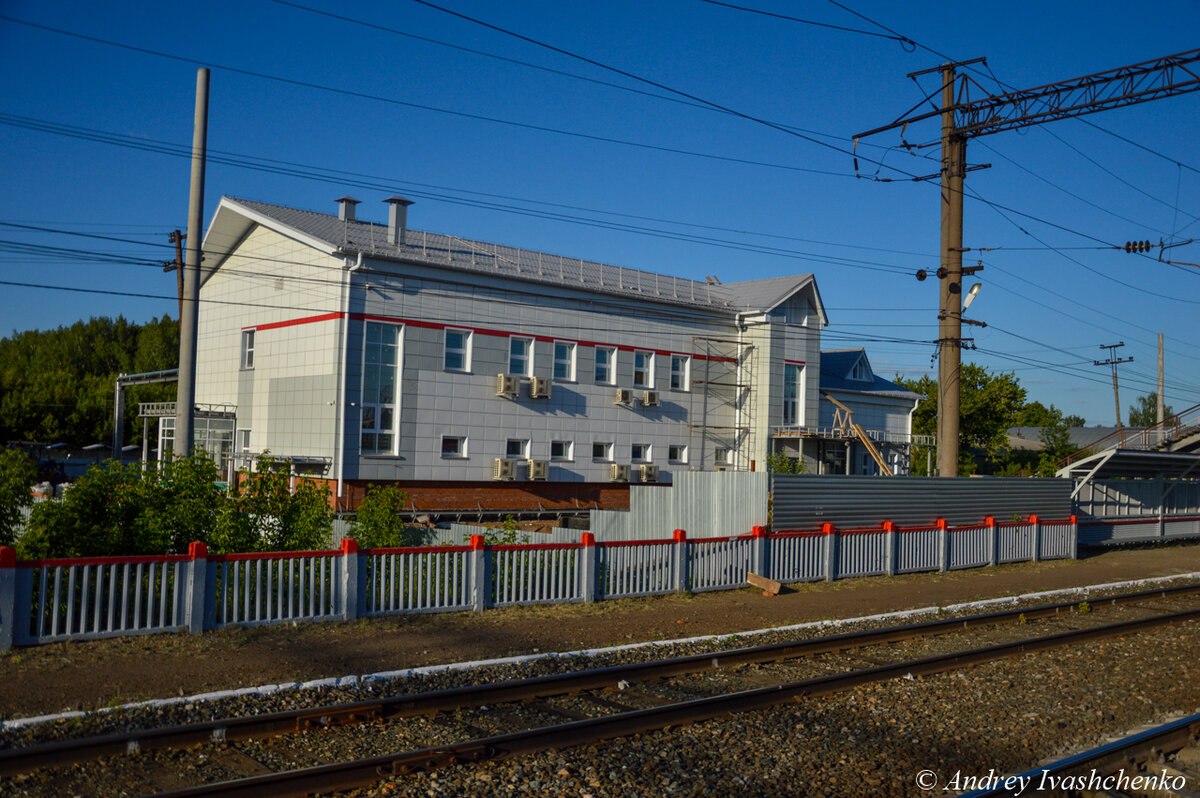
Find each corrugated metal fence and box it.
[0,516,1076,651]
[590,471,768,541]
[772,474,1072,529]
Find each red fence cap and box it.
[340,537,358,555]
[580,532,596,547]
[0,547,14,568]
[673,529,687,542]
[469,534,485,551]
[188,541,208,559]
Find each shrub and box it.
[350,484,427,549]
[0,448,35,547]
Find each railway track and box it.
[5,582,1200,796]
[963,711,1200,797]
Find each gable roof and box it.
[202,196,821,316]
[820,348,919,400]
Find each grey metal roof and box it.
[819,348,919,400]
[224,197,814,314]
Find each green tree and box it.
[1035,412,1075,476]
[17,454,224,558]
[766,451,807,474]
[215,456,332,553]
[899,365,1026,475]
[0,448,36,547]
[0,315,178,448]
[349,484,427,549]
[1129,393,1173,427]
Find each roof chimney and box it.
[384,196,414,246]
[336,196,360,221]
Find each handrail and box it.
[1058,400,1200,469]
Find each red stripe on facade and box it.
[784,359,806,365]
[245,311,737,363]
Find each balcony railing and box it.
[770,425,934,447]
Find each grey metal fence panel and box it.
[363,549,473,616]
[598,541,675,599]
[489,546,582,608]
[211,554,342,628]
[949,526,990,570]
[837,533,887,579]
[895,528,940,574]
[997,523,1035,563]
[26,559,188,644]
[766,534,825,583]
[1074,479,1200,520]
[689,538,753,592]
[1165,518,1200,539]
[1038,520,1074,559]
[772,475,1070,530]
[589,510,630,541]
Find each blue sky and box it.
[1,0,1197,426]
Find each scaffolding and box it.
[688,336,756,471]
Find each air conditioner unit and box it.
[639,464,659,483]
[495,373,518,398]
[530,377,552,399]
[493,458,515,481]
[614,388,632,406]
[609,463,630,482]
[528,460,549,481]
[642,390,659,407]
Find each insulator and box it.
[1124,241,1133,253]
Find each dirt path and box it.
[3,543,1199,719]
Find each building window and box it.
[668,444,687,464]
[714,447,731,466]
[594,346,615,384]
[444,328,471,372]
[509,336,532,377]
[851,358,870,381]
[783,364,802,426]
[631,443,651,462]
[550,440,573,461]
[441,436,466,458]
[241,330,255,369]
[592,441,613,461]
[361,322,401,455]
[670,355,689,391]
[235,429,251,453]
[506,438,529,459]
[634,350,654,388]
[554,341,576,381]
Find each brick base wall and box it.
[307,479,635,513]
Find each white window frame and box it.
[783,364,803,427]
[361,321,402,456]
[670,355,690,391]
[714,447,731,466]
[633,350,654,388]
[631,443,651,463]
[241,329,255,370]
[851,358,871,381]
[506,438,530,459]
[594,346,615,385]
[668,444,687,464]
[550,440,573,461]
[443,328,471,372]
[592,441,613,461]
[508,336,532,377]
[553,341,576,382]
[441,435,466,458]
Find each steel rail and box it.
[3,581,1198,776]
[961,711,1200,797]
[154,606,1200,797]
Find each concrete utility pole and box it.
[1095,342,1133,427]
[174,68,209,457]
[856,48,1200,475]
[936,64,966,479]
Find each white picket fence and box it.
[0,516,1079,650]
